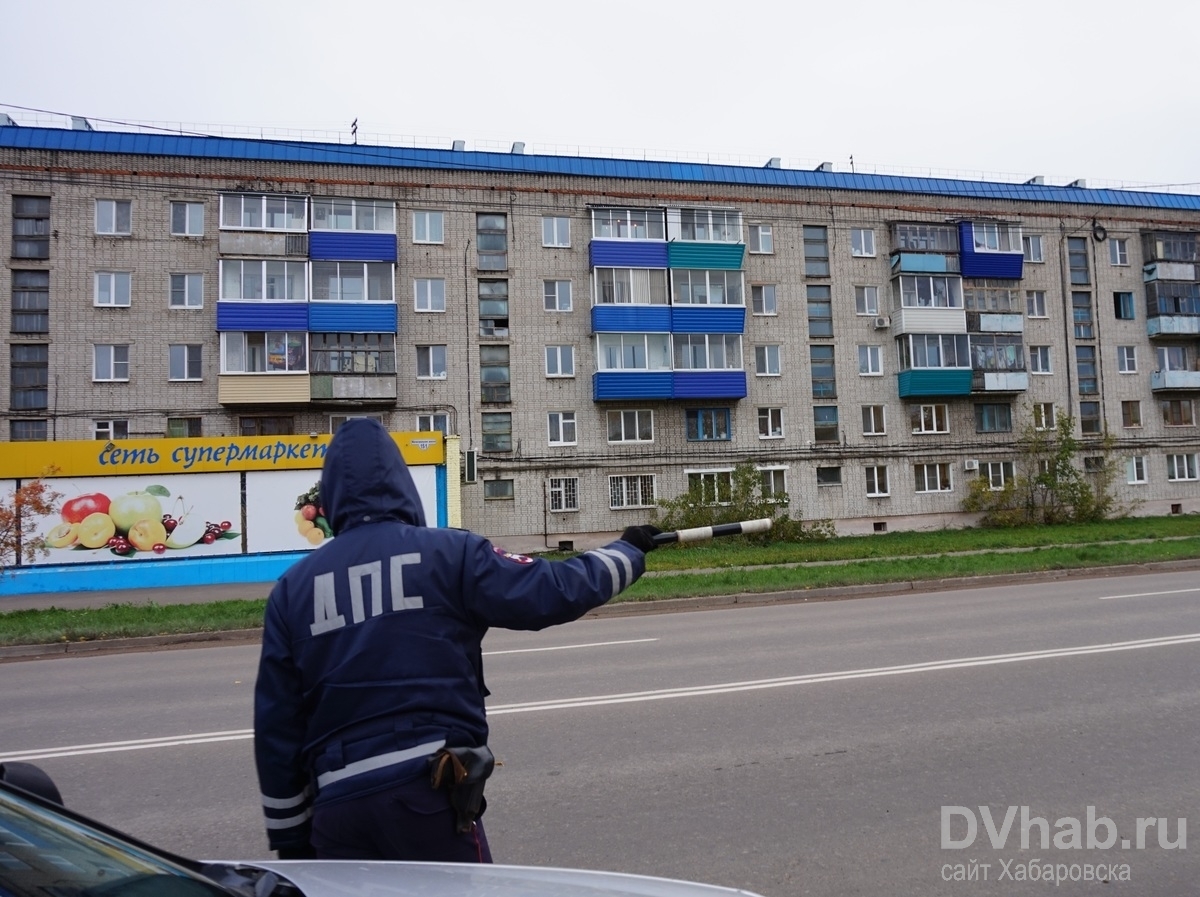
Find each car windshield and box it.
[0,787,231,897]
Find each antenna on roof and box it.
[351,118,358,145]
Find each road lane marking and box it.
[1099,587,1200,600]
[4,632,1196,762]
[484,638,658,656]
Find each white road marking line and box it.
[484,638,658,656]
[1099,588,1200,600]
[3,632,1196,762]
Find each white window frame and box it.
[759,466,787,501]
[414,278,447,312]
[607,409,654,443]
[311,198,396,233]
[858,345,883,376]
[1022,234,1044,263]
[219,194,307,232]
[1029,345,1052,374]
[1026,290,1047,318]
[1033,402,1056,431]
[417,412,450,435]
[416,345,447,379]
[170,201,204,236]
[169,273,204,309]
[1117,345,1137,373]
[311,261,394,302]
[862,405,886,436]
[1127,455,1148,485]
[911,404,949,434]
[758,407,784,439]
[1109,238,1129,266]
[673,333,743,371]
[754,344,781,376]
[413,210,445,244]
[751,284,777,316]
[972,222,1021,253]
[851,228,876,258]
[915,462,953,493]
[594,267,669,305]
[93,344,130,381]
[748,223,773,254]
[897,275,963,309]
[544,280,572,312]
[597,333,672,371]
[671,269,745,307]
[591,208,666,241]
[865,465,889,497]
[93,419,129,440]
[1167,453,1199,481]
[545,345,575,377]
[548,411,577,446]
[94,271,131,307]
[220,260,307,302]
[542,216,571,248]
[169,344,203,381]
[609,473,657,508]
[855,285,879,316]
[984,461,1015,490]
[95,199,132,235]
[220,331,308,373]
[686,468,735,505]
[548,476,579,511]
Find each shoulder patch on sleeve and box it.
[493,545,534,564]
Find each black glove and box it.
[621,525,662,553]
[276,844,317,860]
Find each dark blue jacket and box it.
[253,420,647,851]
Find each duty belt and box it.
[315,737,446,789]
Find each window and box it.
[972,223,1021,253]
[1083,456,1105,474]
[598,333,672,371]
[169,344,202,381]
[11,345,48,409]
[1068,237,1090,284]
[894,224,958,252]
[478,280,509,335]
[310,333,395,373]
[673,333,742,371]
[911,404,949,434]
[971,334,1025,372]
[1072,293,1094,339]
[542,216,570,247]
[311,198,395,232]
[95,199,131,235]
[1117,345,1137,373]
[221,332,308,372]
[865,465,889,496]
[803,226,830,276]
[220,194,306,231]
[94,272,131,307]
[760,468,787,501]
[983,461,1015,490]
[751,284,777,315]
[548,411,577,446]
[755,344,781,376]
[609,474,657,508]
[544,280,572,311]
[811,345,836,397]
[915,463,953,492]
[1026,290,1047,318]
[1022,235,1044,263]
[476,213,508,270]
[848,228,875,258]
[1076,346,1098,394]
[895,275,963,309]
[1157,345,1189,372]
[170,274,204,309]
[592,208,665,240]
[416,345,447,379]
[1122,400,1142,428]
[1109,238,1129,266]
[816,466,842,486]
[1147,232,1198,263]
[686,408,731,441]
[758,407,783,438]
[239,416,294,436]
[1162,399,1194,427]
[221,260,307,302]
[12,196,50,259]
[548,476,579,511]
[484,479,515,500]
[858,344,882,375]
[12,271,49,333]
[312,261,393,302]
[545,345,575,377]
[975,403,1012,433]
[94,344,130,381]
[93,419,128,440]
[167,417,203,438]
[1029,345,1052,374]
[415,278,446,312]
[1079,401,1102,435]
[679,209,740,242]
[807,285,833,336]
[608,409,653,442]
[1127,455,1148,484]
[963,281,1021,312]
[748,224,773,254]
[413,211,444,244]
[855,285,879,315]
[1114,292,1135,320]
[595,268,668,305]
[481,412,512,451]
[899,333,971,370]
[672,269,744,306]
[814,405,839,443]
[1167,454,1199,481]
[1033,402,1056,431]
[862,405,886,436]
[417,413,450,436]
[170,202,204,236]
[687,469,734,504]
[480,345,510,402]
[329,414,384,433]
[11,420,47,441]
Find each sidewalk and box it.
[0,581,278,613]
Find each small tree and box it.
[0,471,63,569]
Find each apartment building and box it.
[4,122,1200,552]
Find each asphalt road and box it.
[2,569,1197,896]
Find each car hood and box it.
[226,860,765,897]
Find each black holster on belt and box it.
[428,745,495,833]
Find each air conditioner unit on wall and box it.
[963,459,979,471]
[464,450,478,483]
[873,315,890,329]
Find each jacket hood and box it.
[320,420,426,535]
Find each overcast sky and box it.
[5,0,1199,191]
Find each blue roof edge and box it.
[2,126,1197,213]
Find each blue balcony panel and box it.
[1147,316,1200,338]
[667,242,745,270]
[897,369,973,398]
[309,302,398,333]
[309,231,398,262]
[589,240,670,269]
[890,252,959,274]
[216,301,309,331]
[673,370,747,400]
[958,223,1023,279]
[591,305,672,333]
[593,371,673,401]
[1151,370,1200,391]
[670,305,746,334]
